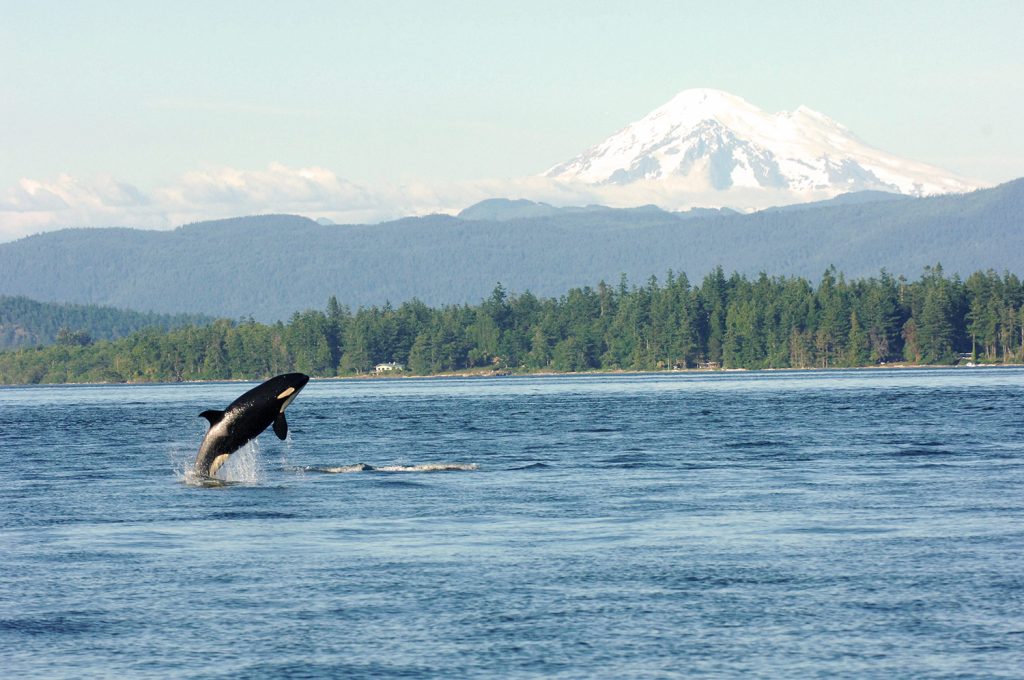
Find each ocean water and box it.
[1,368,1023,678]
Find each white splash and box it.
[307,462,479,474]
[373,463,479,473]
[174,439,265,486]
[215,439,264,484]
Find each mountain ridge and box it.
[0,179,1020,321]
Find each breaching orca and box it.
[193,372,310,478]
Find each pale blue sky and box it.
[0,1,1021,236]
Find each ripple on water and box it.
[2,369,1023,678]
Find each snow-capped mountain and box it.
[544,89,982,199]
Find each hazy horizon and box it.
[2,1,1022,240]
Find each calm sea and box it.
[1,369,1023,678]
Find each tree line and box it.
[1,266,1022,384]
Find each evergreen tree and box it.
[917,278,956,363]
[846,311,870,367]
[698,267,728,365]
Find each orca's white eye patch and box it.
[277,387,296,400]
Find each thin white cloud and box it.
[158,163,373,209]
[0,163,840,243]
[1,174,149,213]
[0,164,381,241]
[0,174,161,240]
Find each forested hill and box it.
[0,179,1021,321]
[1,266,1021,385]
[0,295,211,349]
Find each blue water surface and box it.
[1,368,1023,678]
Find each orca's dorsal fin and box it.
[273,413,288,440]
[199,410,226,427]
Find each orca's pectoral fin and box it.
[199,410,226,427]
[273,413,289,440]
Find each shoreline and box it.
[3,361,1022,388]
[343,361,1022,381]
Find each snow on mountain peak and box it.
[544,89,982,200]
[654,88,765,125]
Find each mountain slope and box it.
[545,89,982,199]
[0,180,1020,321]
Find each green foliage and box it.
[55,327,93,347]
[0,295,211,350]
[1,266,1022,384]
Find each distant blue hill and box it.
[0,180,1020,321]
[457,198,739,221]
[763,189,914,213]
[0,295,212,349]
